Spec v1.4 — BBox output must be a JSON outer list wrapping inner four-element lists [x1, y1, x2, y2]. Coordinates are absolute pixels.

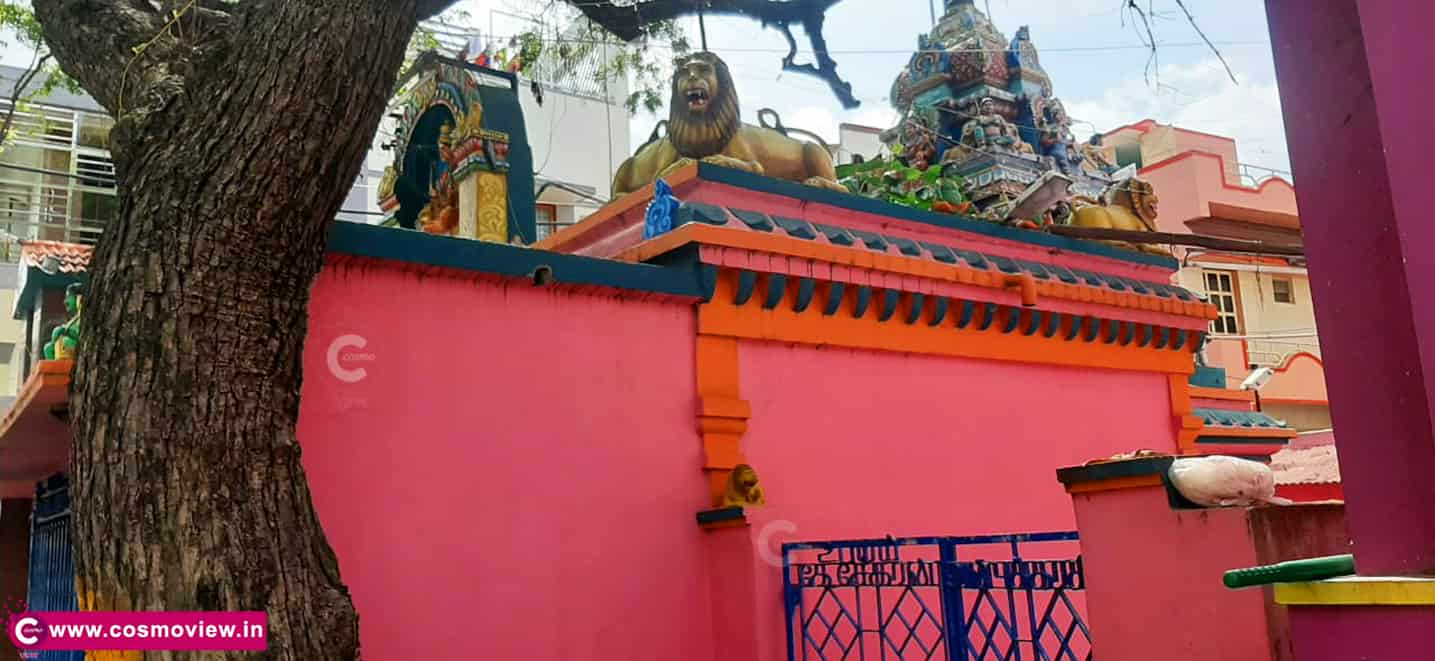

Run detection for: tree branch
[[416, 0, 462, 20], [573, 0, 858, 108], [775, 13, 857, 109], [575, 0, 828, 42], [1173, 0, 1237, 84], [0, 52, 52, 147], [0, 51, 51, 159], [32, 0, 171, 115]]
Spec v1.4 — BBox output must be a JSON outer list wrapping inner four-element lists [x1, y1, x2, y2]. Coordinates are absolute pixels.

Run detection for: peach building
[[1104, 120, 1329, 433]]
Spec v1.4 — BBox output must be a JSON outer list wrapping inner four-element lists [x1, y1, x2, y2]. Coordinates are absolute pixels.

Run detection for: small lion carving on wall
[[611, 52, 847, 197], [721, 464, 767, 508]]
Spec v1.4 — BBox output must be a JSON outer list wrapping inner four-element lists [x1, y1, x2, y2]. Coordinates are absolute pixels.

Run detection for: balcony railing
[[0, 99, 117, 260], [1208, 335, 1321, 371], [1237, 162, 1294, 188], [1246, 338, 1321, 368]]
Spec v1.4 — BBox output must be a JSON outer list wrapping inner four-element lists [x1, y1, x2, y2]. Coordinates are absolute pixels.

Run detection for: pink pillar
[[702, 526, 763, 659], [1267, 0, 1435, 575]]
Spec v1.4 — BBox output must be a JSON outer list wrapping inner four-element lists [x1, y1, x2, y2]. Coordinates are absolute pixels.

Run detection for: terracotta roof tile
[[1270, 444, 1341, 485], [1287, 430, 1335, 451], [21, 240, 92, 274]]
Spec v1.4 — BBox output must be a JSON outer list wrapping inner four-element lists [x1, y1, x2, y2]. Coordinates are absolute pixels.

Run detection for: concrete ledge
[[1276, 576, 1435, 606]]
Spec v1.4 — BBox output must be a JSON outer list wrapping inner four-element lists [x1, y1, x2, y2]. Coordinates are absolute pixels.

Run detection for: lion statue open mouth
[[611, 51, 848, 198]]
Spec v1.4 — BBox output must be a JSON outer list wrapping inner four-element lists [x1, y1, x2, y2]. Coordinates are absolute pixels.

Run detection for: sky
[[652, 0, 1291, 174], [0, 0, 1291, 176]]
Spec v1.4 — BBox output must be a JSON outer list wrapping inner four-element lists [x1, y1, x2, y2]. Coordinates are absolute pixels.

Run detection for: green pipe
[[1223, 554, 1356, 589]]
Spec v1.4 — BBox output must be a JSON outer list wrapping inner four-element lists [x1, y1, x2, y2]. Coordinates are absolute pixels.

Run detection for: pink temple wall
[[1065, 481, 1349, 661], [296, 260, 715, 661], [734, 341, 1177, 660], [1071, 487, 1270, 661]]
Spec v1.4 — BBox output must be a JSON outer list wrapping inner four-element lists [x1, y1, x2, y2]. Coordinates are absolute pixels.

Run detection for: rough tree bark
[[30, 0, 453, 658]]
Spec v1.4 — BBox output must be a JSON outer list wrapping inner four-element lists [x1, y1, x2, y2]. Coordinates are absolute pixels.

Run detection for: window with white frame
[[534, 203, 559, 242], [1203, 270, 1240, 335], [1271, 277, 1294, 304]]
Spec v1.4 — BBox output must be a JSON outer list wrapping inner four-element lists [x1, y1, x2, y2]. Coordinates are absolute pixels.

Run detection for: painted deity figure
[[425, 123, 455, 199], [419, 123, 460, 235], [1007, 25, 1031, 68], [43, 283, 82, 361], [959, 97, 1020, 151], [1079, 134, 1118, 174], [1039, 98, 1078, 175]]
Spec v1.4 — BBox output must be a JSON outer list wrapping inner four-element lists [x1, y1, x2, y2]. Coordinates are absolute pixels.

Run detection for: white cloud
[[1064, 57, 1291, 173], [785, 106, 899, 144]]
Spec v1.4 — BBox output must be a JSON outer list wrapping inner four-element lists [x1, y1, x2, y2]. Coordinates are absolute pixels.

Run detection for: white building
[[833, 123, 889, 166], [0, 66, 116, 251]]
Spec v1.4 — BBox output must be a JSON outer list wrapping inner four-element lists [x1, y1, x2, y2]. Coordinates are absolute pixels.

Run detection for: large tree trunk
[[31, 1, 451, 657]]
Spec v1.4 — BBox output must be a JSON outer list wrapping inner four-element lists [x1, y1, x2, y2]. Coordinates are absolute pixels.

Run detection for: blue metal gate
[[28, 473, 82, 661], [783, 532, 1091, 661]]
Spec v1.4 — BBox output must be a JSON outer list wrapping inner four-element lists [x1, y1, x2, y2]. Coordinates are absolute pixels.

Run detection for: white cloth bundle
[[1168, 456, 1292, 507]]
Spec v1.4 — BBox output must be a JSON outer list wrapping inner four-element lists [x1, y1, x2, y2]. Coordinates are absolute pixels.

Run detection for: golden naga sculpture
[[459, 100, 484, 140], [419, 185, 460, 235], [721, 464, 767, 508], [1069, 177, 1169, 256], [611, 52, 847, 198], [376, 165, 398, 202]]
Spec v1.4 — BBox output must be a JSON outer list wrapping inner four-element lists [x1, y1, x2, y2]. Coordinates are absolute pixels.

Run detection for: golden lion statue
[[1069, 178, 1169, 256], [611, 52, 846, 197], [721, 464, 766, 508]]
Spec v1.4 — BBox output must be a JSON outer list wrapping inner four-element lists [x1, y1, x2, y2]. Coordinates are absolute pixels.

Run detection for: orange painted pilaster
[[696, 333, 750, 506]]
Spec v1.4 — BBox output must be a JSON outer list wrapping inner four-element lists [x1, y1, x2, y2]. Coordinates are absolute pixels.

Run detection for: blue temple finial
[[643, 178, 681, 240]]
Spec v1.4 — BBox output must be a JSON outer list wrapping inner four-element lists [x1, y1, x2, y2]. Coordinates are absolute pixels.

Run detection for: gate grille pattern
[[784, 532, 1091, 661], [28, 473, 82, 661]]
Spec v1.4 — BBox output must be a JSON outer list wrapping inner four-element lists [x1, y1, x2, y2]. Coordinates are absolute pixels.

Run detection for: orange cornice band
[[699, 275, 1196, 375]]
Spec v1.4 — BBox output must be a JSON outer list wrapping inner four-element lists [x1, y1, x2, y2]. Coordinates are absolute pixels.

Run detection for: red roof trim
[[1103, 119, 1159, 137], [1275, 351, 1324, 373]]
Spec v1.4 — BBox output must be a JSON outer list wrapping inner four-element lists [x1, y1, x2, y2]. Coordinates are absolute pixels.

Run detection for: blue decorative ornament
[[643, 178, 681, 240]]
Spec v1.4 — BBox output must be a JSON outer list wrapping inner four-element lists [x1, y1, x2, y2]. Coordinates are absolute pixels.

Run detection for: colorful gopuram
[[877, 0, 1146, 240]]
